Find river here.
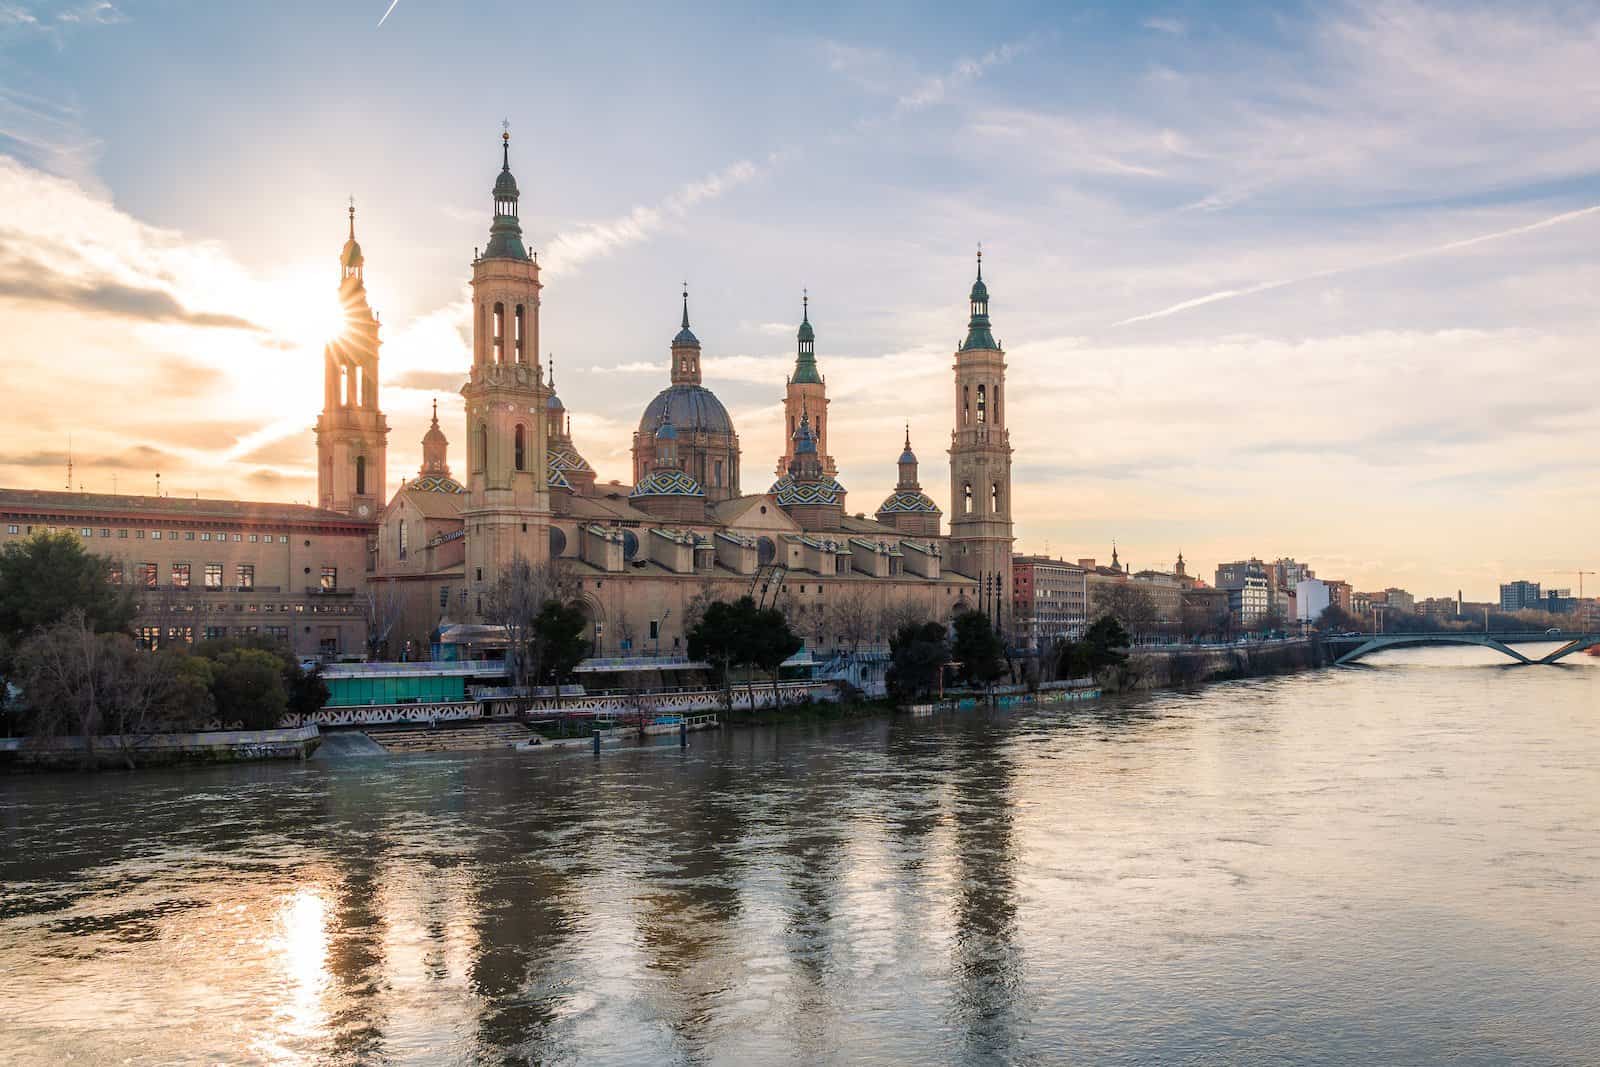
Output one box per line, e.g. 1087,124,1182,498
3,646,1598,1064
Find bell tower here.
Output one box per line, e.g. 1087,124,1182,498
948,249,1014,628
462,127,551,618
776,292,835,477
314,199,389,519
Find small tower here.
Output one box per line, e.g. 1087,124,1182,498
629,411,706,522
420,398,450,477
314,199,389,519
776,291,835,477
461,127,552,618
948,248,1015,627
875,425,942,537
545,358,596,496
1174,551,1187,578
773,408,844,531
671,284,701,385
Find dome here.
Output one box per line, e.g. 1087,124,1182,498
493,166,519,200
797,316,814,344
674,324,699,346
969,274,989,303
638,384,735,437
655,417,678,441
407,473,466,495
341,237,363,269
546,391,564,411
898,444,917,465
631,469,705,499
548,445,592,474
770,472,845,507
878,489,940,514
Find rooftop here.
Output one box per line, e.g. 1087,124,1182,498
0,488,371,530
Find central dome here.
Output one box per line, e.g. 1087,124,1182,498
638,383,735,437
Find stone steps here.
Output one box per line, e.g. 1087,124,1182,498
370,722,532,753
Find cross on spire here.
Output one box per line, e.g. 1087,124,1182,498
348,195,356,239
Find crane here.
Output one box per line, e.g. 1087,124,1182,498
1552,571,1597,630
1552,570,1596,600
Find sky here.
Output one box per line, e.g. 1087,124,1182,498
2,0,1599,601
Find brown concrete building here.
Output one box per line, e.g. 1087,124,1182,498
1012,555,1087,650
0,489,370,657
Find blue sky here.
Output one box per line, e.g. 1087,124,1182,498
4,0,1600,599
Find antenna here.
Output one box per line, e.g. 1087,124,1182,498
66,434,72,491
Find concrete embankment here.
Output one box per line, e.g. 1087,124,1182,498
1116,638,1330,692
0,724,321,771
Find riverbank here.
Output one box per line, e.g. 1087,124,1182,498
0,724,321,771
1114,637,1330,692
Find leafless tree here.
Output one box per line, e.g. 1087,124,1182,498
824,588,877,656
482,555,575,691
878,599,933,644
364,579,407,661
1097,584,1159,642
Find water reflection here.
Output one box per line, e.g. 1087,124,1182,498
3,651,1600,1064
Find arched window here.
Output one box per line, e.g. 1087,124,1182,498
474,424,487,473
994,384,1002,425
514,424,526,471
339,365,349,406
977,383,987,423
514,304,525,363
962,385,970,425
398,520,409,560
991,483,1000,513
355,455,366,496
493,302,505,364
963,483,973,514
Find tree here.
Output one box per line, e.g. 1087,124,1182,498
0,531,134,643
824,589,876,656
951,609,1005,692
1058,615,1130,679
15,612,212,765
532,599,592,696
687,598,746,712
482,555,575,690
887,621,948,703
878,600,930,645
750,602,803,710
1096,584,1157,642
286,661,330,722
210,648,289,730
365,579,407,660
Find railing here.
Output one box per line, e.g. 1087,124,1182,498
306,586,356,598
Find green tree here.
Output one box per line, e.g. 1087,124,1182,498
749,602,803,710
887,621,949,703
1058,615,1131,679
0,531,134,642
286,661,330,722
951,609,1005,691
687,598,746,712
532,600,592,693
210,648,289,730
195,633,327,723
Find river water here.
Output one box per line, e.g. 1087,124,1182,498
2,646,1598,1065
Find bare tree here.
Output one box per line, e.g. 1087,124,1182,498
878,599,933,644
364,579,407,661
824,588,876,655
482,555,575,691
1096,584,1158,642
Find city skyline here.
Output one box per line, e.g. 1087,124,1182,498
4,2,1600,601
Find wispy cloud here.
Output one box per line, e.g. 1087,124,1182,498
376,0,399,28
1141,16,1185,35
1113,202,1600,326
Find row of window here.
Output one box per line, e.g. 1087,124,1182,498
109,563,336,590
133,602,357,615
959,483,1004,514
4,523,294,543
136,625,294,650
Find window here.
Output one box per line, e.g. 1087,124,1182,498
80,528,92,537
977,383,987,423
473,424,487,473
963,385,970,425
237,564,254,590
249,534,258,543
185,531,195,541
138,562,158,588
151,531,161,540
320,566,337,591
136,530,144,539
355,455,367,496
266,626,289,641
204,626,227,641
137,627,160,650
714,460,723,487
167,626,193,645
118,529,128,539
108,561,124,585
992,484,1001,512
398,522,408,560
99,529,110,538
279,535,289,544
232,533,242,542
247,603,259,613
204,563,223,589
5,525,15,535
201,532,211,542
171,563,190,589
649,620,659,640
963,483,973,514
514,425,526,471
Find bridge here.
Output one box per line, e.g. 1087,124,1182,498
1324,631,1600,666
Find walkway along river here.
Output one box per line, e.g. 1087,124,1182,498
1,643,1597,1064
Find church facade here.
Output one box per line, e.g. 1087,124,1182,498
366,132,1016,660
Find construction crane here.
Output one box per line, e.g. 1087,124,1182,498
1552,570,1596,601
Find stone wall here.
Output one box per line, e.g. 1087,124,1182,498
1,725,321,771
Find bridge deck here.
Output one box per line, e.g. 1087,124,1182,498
1326,632,1600,666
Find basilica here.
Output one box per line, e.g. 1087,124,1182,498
334,132,1016,658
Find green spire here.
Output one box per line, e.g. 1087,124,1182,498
791,288,822,384
960,245,998,351
484,126,530,261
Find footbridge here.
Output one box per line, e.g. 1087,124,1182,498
1324,631,1600,666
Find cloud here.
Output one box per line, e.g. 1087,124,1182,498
586,361,659,375
389,369,466,392
1142,16,1184,35
1113,201,1600,326
0,271,262,329
0,443,173,470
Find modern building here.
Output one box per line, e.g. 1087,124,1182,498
1182,586,1231,638
1295,578,1330,623
1417,596,1458,621
1500,580,1543,613
1012,555,1088,650
1214,559,1270,627
1383,587,1416,614
0,490,371,657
